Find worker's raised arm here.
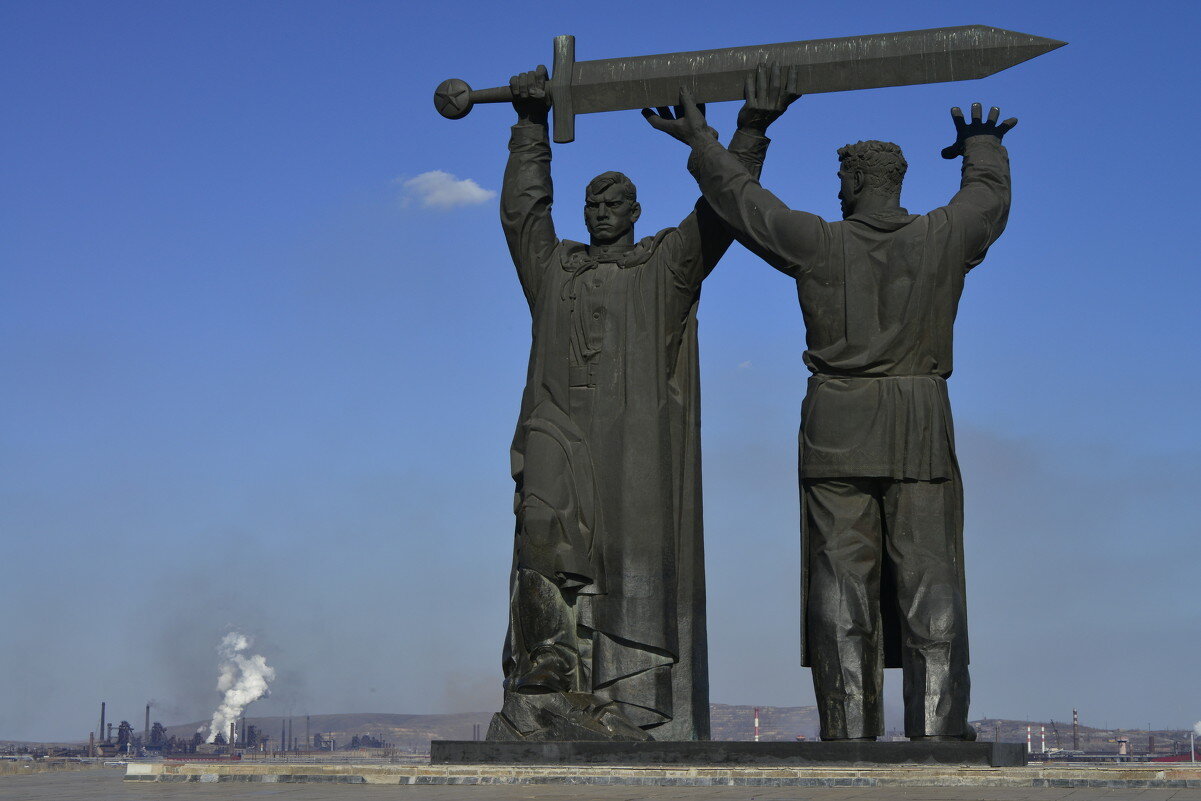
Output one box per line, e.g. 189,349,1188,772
940,103,1016,271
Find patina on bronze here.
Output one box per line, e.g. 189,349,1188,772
452,24,1062,748
434,26,1064,142
647,85,1038,741
487,67,794,742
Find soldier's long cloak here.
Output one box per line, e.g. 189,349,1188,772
500,123,766,738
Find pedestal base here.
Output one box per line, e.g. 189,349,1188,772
431,740,1026,767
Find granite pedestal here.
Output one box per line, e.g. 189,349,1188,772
431,740,1026,767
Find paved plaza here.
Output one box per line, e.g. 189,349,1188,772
5,770,1201,801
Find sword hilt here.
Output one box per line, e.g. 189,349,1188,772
433,35,578,143
432,79,513,119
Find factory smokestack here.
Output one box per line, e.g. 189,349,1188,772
145,704,150,743
99,702,106,744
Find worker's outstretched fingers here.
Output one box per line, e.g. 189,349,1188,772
942,107,966,159
950,106,966,133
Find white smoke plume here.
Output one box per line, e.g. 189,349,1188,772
1194,720,1201,737
204,632,275,744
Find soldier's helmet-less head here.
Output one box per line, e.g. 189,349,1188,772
584,171,641,245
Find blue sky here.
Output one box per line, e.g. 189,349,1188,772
3,0,1199,741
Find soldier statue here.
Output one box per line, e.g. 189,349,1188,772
489,65,793,741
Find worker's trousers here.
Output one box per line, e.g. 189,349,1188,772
802,476,971,740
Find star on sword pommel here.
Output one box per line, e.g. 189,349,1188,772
434,78,473,120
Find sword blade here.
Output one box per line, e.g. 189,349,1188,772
570,25,1065,115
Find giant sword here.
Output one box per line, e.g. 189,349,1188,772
434,26,1065,143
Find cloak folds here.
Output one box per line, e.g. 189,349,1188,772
496,122,768,739
502,233,709,738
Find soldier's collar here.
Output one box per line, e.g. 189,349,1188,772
588,242,634,259
561,238,656,272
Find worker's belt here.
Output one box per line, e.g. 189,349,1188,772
811,372,947,380
569,364,597,387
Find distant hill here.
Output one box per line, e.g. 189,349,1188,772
165,711,486,750
711,703,820,740
152,708,1195,754
969,718,1196,755
166,704,821,748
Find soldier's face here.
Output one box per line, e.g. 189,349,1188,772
585,185,640,244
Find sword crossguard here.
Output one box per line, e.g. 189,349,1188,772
433,35,578,143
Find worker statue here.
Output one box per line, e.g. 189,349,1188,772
488,65,792,742
646,81,1017,742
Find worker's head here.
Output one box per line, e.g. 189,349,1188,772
584,171,641,246
837,140,907,218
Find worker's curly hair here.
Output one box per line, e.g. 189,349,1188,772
837,140,908,195
585,171,637,203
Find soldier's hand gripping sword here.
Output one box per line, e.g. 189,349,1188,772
642,64,801,145
510,65,550,126
433,26,1064,143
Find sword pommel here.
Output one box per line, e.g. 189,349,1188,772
433,80,511,120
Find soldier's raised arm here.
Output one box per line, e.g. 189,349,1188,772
729,64,797,183
643,65,794,301
939,102,1016,271
644,85,830,278
500,66,558,306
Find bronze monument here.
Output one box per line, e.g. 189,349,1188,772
436,26,1063,745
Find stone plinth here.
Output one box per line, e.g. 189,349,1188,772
432,740,1024,767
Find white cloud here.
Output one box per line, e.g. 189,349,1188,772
399,170,496,210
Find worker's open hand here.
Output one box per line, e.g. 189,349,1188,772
737,64,801,134
511,66,550,125
941,102,1018,159
642,89,718,147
